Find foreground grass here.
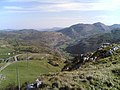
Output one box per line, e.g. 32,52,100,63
34,52,120,90
0,59,63,89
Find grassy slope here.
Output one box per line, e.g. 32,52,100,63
0,59,64,89
36,49,120,90
0,44,120,90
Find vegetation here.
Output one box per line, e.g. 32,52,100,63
28,47,120,90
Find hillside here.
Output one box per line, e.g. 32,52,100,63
35,44,120,90
2,43,119,90
0,29,70,47
0,29,71,57
41,47,120,90
65,28,120,54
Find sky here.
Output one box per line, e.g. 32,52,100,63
0,0,120,29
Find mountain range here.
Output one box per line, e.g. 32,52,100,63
0,22,120,55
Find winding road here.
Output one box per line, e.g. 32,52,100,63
0,55,19,72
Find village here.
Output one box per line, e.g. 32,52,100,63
62,43,120,71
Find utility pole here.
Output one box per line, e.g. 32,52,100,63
15,39,20,90
26,52,28,69
16,65,20,90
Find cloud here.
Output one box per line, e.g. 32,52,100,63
29,2,120,12
2,0,77,3
4,6,23,10
2,0,120,12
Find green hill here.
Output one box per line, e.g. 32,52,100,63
27,44,120,90
0,59,64,89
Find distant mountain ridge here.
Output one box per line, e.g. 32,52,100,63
40,27,63,31
110,24,120,29
0,29,70,47
58,22,111,39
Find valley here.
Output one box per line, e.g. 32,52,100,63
0,22,120,90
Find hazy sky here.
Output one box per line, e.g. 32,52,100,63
0,0,120,29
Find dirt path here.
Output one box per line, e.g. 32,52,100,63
0,54,20,72
14,55,19,62
0,62,11,72
0,53,50,72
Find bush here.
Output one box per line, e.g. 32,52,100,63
112,69,120,76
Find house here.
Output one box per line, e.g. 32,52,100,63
98,43,111,50
26,83,34,90
102,43,111,46
35,79,42,88
112,46,119,51
26,79,42,90
8,53,11,55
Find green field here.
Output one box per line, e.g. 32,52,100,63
0,59,64,89
0,47,15,59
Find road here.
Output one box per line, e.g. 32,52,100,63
0,54,19,72
14,55,19,62
0,53,51,72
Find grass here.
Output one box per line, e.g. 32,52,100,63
29,49,120,90
0,47,15,59
0,59,64,89
0,45,120,90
